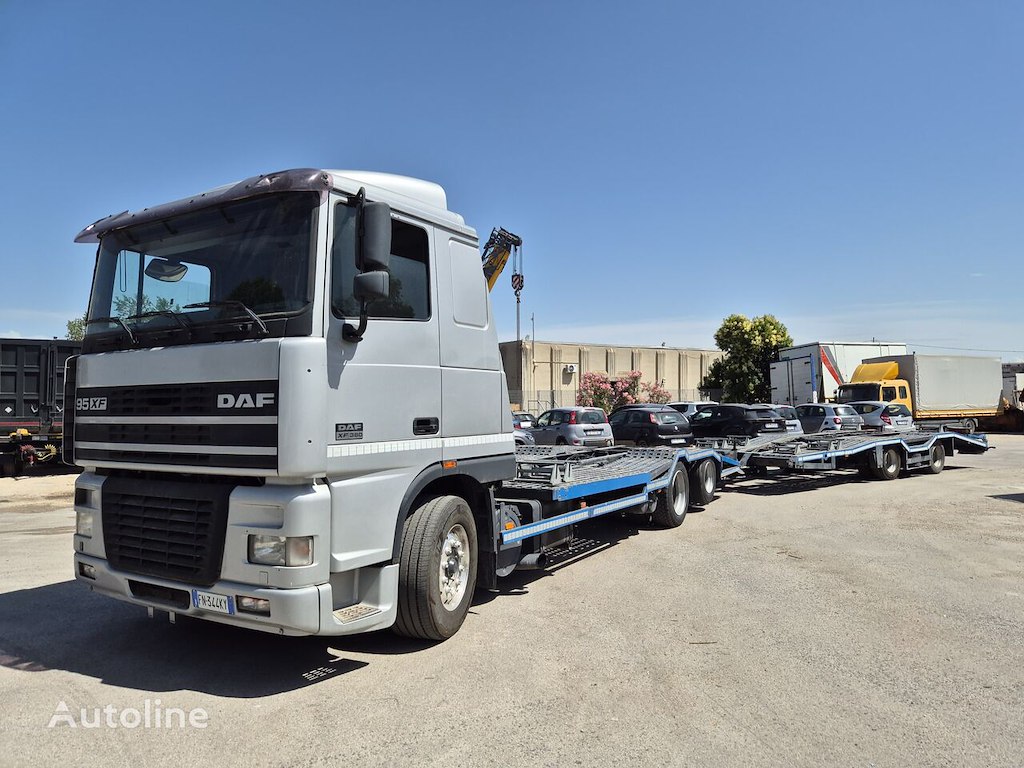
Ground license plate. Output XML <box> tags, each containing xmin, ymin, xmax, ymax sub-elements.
<box><xmin>671</xmin><ymin>438</ymin><xmax>687</xmax><ymax>444</ymax></box>
<box><xmin>192</xmin><ymin>589</ymin><xmax>235</xmax><ymax>615</ymax></box>
<box><xmin>584</xmin><ymin>429</ymin><xmax>602</xmax><ymax>435</ymax></box>
<box><xmin>762</xmin><ymin>424</ymin><xmax>780</xmax><ymax>430</ymax></box>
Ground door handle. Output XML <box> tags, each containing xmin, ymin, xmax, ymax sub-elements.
<box><xmin>413</xmin><ymin>417</ymin><xmax>439</xmax><ymax>435</ymax></box>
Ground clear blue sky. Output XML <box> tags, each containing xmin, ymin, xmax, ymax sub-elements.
<box><xmin>2</xmin><ymin>1</ymin><xmax>1021</xmax><ymax>360</ymax></box>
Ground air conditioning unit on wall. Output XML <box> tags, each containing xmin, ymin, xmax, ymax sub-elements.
<box><xmin>564</xmin><ymin>364</ymin><xmax>578</xmax><ymax>374</ymax></box>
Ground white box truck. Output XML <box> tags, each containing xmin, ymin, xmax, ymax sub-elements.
<box><xmin>769</xmin><ymin>342</ymin><xmax>907</xmax><ymax>405</ymax></box>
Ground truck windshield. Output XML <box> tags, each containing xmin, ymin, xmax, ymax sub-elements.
<box><xmin>85</xmin><ymin>192</ymin><xmax>318</xmax><ymax>350</ymax></box>
<box><xmin>836</xmin><ymin>384</ymin><xmax>879</xmax><ymax>403</ymax></box>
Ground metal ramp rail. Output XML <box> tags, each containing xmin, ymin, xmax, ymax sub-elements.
<box><xmin>698</xmin><ymin>430</ymin><xmax>990</xmax><ymax>472</ymax></box>
<box><xmin>498</xmin><ymin>445</ymin><xmax>726</xmax><ymax>543</ymax></box>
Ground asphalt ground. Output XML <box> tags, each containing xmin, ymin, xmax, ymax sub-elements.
<box><xmin>0</xmin><ymin>436</ymin><xmax>1021</xmax><ymax>767</ymax></box>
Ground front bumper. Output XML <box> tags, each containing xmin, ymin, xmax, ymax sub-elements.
<box><xmin>74</xmin><ymin>553</ymin><xmax>398</xmax><ymax>636</ymax></box>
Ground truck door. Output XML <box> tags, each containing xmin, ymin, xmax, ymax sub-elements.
<box><xmin>326</xmin><ymin>199</ymin><xmax>442</xmax><ymax>460</ymax></box>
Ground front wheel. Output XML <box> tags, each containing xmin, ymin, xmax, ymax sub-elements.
<box><xmin>394</xmin><ymin>495</ymin><xmax>478</xmax><ymax>641</ymax></box>
<box><xmin>653</xmin><ymin>467</ymin><xmax>690</xmax><ymax>528</ymax></box>
<box><xmin>871</xmin><ymin>447</ymin><xmax>902</xmax><ymax>481</ymax></box>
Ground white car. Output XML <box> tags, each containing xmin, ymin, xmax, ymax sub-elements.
<box><xmin>667</xmin><ymin>400</ymin><xmax>718</xmax><ymax>419</ymax></box>
<box><xmin>848</xmin><ymin>401</ymin><xmax>915</xmax><ymax>432</ymax></box>
<box><xmin>756</xmin><ymin>404</ymin><xmax>804</xmax><ymax>434</ymax></box>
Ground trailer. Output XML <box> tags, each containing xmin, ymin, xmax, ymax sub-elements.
<box><xmin>0</xmin><ymin>337</ymin><xmax>80</xmax><ymax>476</ymax></box>
<box><xmin>699</xmin><ymin>429</ymin><xmax>988</xmax><ymax>481</ymax></box>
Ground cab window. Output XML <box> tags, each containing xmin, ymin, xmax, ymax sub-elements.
<box><xmin>882</xmin><ymin>387</ymin><xmax>897</xmax><ymax>401</ymax></box>
<box><xmin>332</xmin><ymin>204</ymin><xmax>431</xmax><ymax>320</ymax></box>
<box><xmin>898</xmin><ymin>386</ymin><xmax>909</xmax><ymax>399</ymax></box>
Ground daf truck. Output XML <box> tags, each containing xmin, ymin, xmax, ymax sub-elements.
<box><xmin>67</xmin><ymin>169</ymin><xmax>725</xmax><ymax>641</ymax></box>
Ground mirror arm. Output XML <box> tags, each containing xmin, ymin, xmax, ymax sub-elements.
<box><xmin>342</xmin><ymin>302</ymin><xmax>369</xmax><ymax>343</ymax></box>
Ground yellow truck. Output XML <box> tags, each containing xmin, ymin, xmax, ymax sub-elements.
<box><xmin>835</xmin><ymin>354</ymin><xmax>1002</xmax><ymax>433</ymax></box>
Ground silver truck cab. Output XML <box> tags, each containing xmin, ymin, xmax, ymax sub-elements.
<box><xmin>70</xmin><ymin>169</ymin><xmax>515</xmax><ymax>639</ymax></box>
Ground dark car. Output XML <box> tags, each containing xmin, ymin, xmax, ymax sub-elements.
<box><xmin>688</xmin><ymin>404</ymin><xmax>788</xmax><ymax>438</ymax></box>
<box><xmin>608</xmin><ymin>404</ymin><xmax>693</xmax><ymax>447</ymax></box>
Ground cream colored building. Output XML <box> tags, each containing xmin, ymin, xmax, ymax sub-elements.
<box><xmin>499</xmin><ymin>340</ymin><xmax>723</xmax><ymax>412</ymax></box>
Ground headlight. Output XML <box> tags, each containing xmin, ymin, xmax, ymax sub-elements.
<box><xmin>76</xmin><ymin>510</ymin><xmax>93</xmax><ymax>538</ymax></box>
<box><xmin>248</xmin><ymin>535</ymin><xmax>313</xmax><ymax>566</ymax></box>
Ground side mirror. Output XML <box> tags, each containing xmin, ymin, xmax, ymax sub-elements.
<box><xmin>353</xmin><ymin>270</ymin><xmax>390</xmax><ymax>303</ymax></box>
<box><xmin>359</xmin><ymin>202</ymin><xmax>391</xmax><ymax>272</ymax></box>
<box><xmin>343</xmin><ymin>271</ymin><xmax>390</xmax><ymax>343</ymax></box>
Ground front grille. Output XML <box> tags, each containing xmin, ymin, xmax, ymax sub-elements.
<box><xmin>76</xmin><ymin>380</ymin><xmax>278</xmax><ymax>417</ymax></box>
<box><xmin>102</xmin><ymin>475</ymin><xmax>234</xmax><ymax>586</ymax></box>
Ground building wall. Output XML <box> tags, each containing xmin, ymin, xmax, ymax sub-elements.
<box><xmin>499</xmin><ymin>340</ymin><xmax>723</xmax><ymax>412</ymax></box>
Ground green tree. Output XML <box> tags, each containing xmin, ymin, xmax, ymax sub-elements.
<box><xmin>66</xmin><ymin>312</ymin><xmax>88</xmax><ymax>341</ymax></box>
<box><xmin>702</xmin><ymin>314</ymin><xmax>793</xmax><ymax>402</ymax></box>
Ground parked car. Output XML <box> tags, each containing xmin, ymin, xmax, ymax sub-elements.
<box><xmin>688</xmin><ymin>404</ymin><xmax>788</xmax><ymax>438</ymax></box>
<box><xmin>794</xmin><ymin>403</ymin><xmax>865</xmax><ymax>433</ymax></box>
<box><xmin>529</xmin><ymin>407</ymin><xmax>614</xmax><ymax>447</ymax></box>
<box><xmin>755</xmin><ymin>403</ymin><xmax>804</xmax><ymax>434</ymax></box>
<box><xmin>848</xmin><ymin>401</ymin><xmax>914</xmax><ymax>432</ymax></box>
<box><xmin>513</xmin><ymin>427</ymin><xmax>536</xmax><ymax>446</ymax></box>
<box><xmin>667</xmin><ymin>400</ymin><xmax>718</xmax><ymax>419</ymax></box>
<box><xmin>512</xmin><ymin>411</ymin><xmax>536</xmax><ymax>429</ymax></box>
<box><xmin>608</xmin><ymin>404</ymin><xmax>693</xmax><ymax>447</ymax></box>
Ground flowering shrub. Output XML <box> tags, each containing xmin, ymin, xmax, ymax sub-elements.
<box><xmin>577</xmin><ymin>370</ymin><xmax>645</xmax><ymax>412</ymax></box>
<box><xmin>641</xmin><ymin>380</ymin><xmax>671</xmax><ymax>404</ymax></box>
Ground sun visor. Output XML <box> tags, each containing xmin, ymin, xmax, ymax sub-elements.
<box><xmin>74</xmin><ymin>168</ymin><xmax>332</xmax><ymax>244</ymax></box>
<box><xmin>852</xmin><ymin>361</ymin><xmax>900</xmax><ymax>382</ymax></box>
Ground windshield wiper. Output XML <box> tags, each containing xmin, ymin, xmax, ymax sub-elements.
<box><xmin>86</xmin><ymin>316</ymin><xmax>138</xmax><ymax>346</ymax></box>
<box><xmin>124</xmin><ymin>310</ymin><xmax>194</xmax><ymax>337</ymax></box>
<box><xmin>184</xmin><ymin>301</ymin><xmax>269</xmax><ymax>336</ymax></box>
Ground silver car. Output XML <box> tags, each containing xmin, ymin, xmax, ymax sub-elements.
<box><xmin>795</xmin><ymin>403</ymin><xmax>864</xmax><ymax>433</ymax></box>
<box><xmin>530</xmin><ymin>407</ymin><xmax>614</xmax><ymax>447</ymax></box>
<box><xmin>668</xmin><ymin>400</ymin><xmax>718</xmax><ymax>419</ymax></box>
<box><xmin>848</xmin><ymin>401</ymin><xmax>914</xmax><ymax>432</ymax></box>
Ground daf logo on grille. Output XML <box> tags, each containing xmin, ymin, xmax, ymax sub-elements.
<box><xmin>218</xmin><ymin>393</ymin><xmax>275</xmax><ymax>409</ymax></box>
<box><xmin>76</xmin><ymin>397</ymin><xmax>107</xmax><ymax>411</ymax></box>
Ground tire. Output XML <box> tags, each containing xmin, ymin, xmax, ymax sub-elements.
<box><xmin>963</xmin><ymin>418</ymin><xmax>978</xmax><ymax>434</ymax></box>
<box><xmin>555</xmin><ymin>438</ymin><xmax>568</xmax><ymax>446</ymax></box>
<box><xmin>857</xmin><ymin>464</ymin><xmax>874</xmax><ymax>479</ymax></box>
<box><xmin>652</xmin><ymin>466</ymin><xmax>689</xmax><ymax>528</ymax></box>
<box><xmin>926</xmin><ymin>443</ymin><xmax>945</xmax><ymax>474</ymax></box>
<box><xmin>636</xmin><ymin>437</ymin><xmax>650</xmax><ymax>448</ymax></box>
<box><xmin>689</xmin><ymin>458</ymin><xmax>718</xmax><ymax>505</ymax></box>
<box><xmin>394</xmin><ymin>495</ymin><xmax>478</xmax><ymax>641</ymax></box>
<box><xmin>871</xmin><ymin>447</ymin><xmax>902</xmax><ymax>481</ymax></box>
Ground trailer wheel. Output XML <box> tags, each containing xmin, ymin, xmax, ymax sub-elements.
<box><xmin>871</xmin><ymin>447</ymin><xmax>902</xmax><ymax>481</ymax></box>
<box><xmin>394</xmin><ymin>495</ymin><xmax>478</xmax><ymax>641</ymax></box>
<box><xmin>926</xmin><ymin>443</ymin><xmax>945</xmax><ymax>474</ymax></box>
<box><xmin>689</xmin><ymin>458</ymin><xmax>718</xmax><ymax>505</ymax></box>
<box><xmin>653</xmin><ymin>467</ymin><xmax>689</xmax><ymax>528</ymax></box>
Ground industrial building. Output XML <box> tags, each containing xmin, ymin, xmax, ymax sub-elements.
<box><xmin>499</xmin><ymin>339</ymin><xmax>723</xmax><ymax>413</ymax></box>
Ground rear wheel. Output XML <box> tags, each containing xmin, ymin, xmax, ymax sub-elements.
<box><xmin>926</xmin><ymin>443</ymin><xmax>945</xmax><ymax>474</ymax></box>
<box><xmin>963</xmin><ymin>418</ymin><xmax>978</xmax><ymax>434</ymax></box>
<box><xmin>689</xmin><ymin>458</ymin><xmax>718</xmax><ymax>505</ymax></box>
<box><xmin>871</xmin><ymin>447</ymin><xmax>902</xmax><ymax>481</ymax></box>
<box><xmin>653</xmin><ymin>467</ymin><xmax>689</xmax><ymax>528</ymax></box>
<box><xmin>394</xmin><ymin>495</ymin><xmax>478</xmax><ymax>641</ymax></box>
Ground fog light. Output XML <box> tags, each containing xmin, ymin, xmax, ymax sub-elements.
<box><xmin>236</xmin><ymin>596</ymin><xmax>271</xmax><ymax>616</ymax></box>
<box><xmin>248</xmin><ymin>535</ymin><xmax>314</xmax><ymax>566</ymax></box>
<box><xmin>76</xmin><ymin>510</ymin><xmax>93</xmax><ymax>538</ymax></box>
<box><xmin>78</xmin><ymin>562</ymin><xmax>97</xmax><ymax>580</ymax></box>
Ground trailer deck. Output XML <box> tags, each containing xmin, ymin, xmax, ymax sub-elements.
<box><xmin>498</xmin><ymin>445</ymin><xmax>726</xmax><ymax>544</ymax></box>
<box><xmin>698</xmin><ymin>429</ymin><xmax>989</xmax><ymax>472</ymax></box>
